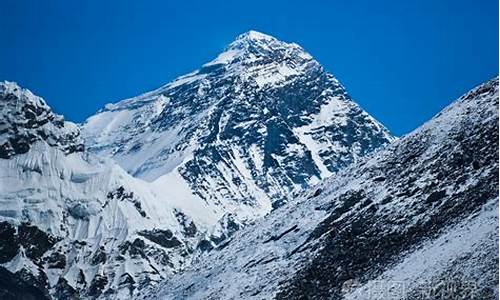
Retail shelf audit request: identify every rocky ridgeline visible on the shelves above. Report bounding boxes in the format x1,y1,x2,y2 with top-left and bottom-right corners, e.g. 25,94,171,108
0,82,83,159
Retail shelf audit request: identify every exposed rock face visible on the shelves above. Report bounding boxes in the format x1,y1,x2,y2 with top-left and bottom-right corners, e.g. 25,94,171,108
152,78,498,300
0,266,50,300
0,82,83,159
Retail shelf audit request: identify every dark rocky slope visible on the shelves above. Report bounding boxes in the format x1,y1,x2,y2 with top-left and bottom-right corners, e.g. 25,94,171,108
152,78,498,300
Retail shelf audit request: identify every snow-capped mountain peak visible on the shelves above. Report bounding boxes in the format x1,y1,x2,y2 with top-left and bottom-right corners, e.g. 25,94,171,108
226,30,280,53
204,30,313,71
236,30,276,41
82,31,393,219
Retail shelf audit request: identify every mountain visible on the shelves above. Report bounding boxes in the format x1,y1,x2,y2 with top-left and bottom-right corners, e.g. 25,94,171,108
151,78,499,300
0,81,241,299
82,30,393,216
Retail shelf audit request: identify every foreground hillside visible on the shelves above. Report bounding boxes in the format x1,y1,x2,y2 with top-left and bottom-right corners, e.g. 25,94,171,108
152,78,499,300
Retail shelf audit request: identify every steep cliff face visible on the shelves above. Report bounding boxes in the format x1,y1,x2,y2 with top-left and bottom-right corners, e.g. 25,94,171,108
152,78,498,300
82,30,393,214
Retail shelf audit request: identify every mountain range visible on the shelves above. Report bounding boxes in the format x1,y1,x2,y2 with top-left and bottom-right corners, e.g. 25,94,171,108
0,31,497,300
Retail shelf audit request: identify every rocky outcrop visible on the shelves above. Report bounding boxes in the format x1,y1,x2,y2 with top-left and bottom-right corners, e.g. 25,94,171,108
0,82,83,159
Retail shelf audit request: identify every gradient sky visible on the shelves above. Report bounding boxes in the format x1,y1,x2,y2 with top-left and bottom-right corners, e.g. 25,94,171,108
1,0,498,135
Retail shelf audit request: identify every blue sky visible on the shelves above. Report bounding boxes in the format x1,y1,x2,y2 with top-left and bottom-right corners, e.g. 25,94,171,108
1,0,498,135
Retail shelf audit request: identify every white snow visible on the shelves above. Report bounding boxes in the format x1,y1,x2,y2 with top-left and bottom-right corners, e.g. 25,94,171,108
254,64,299,87
292,95,349,178
167,71,207,89
203,49,242,66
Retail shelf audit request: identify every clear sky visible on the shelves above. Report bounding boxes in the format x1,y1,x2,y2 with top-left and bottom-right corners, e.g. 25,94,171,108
1,0,498,135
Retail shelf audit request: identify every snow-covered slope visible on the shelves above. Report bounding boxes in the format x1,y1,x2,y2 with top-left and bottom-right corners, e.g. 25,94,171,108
0,82,244,299
151,78,499,300
82,30,393,219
